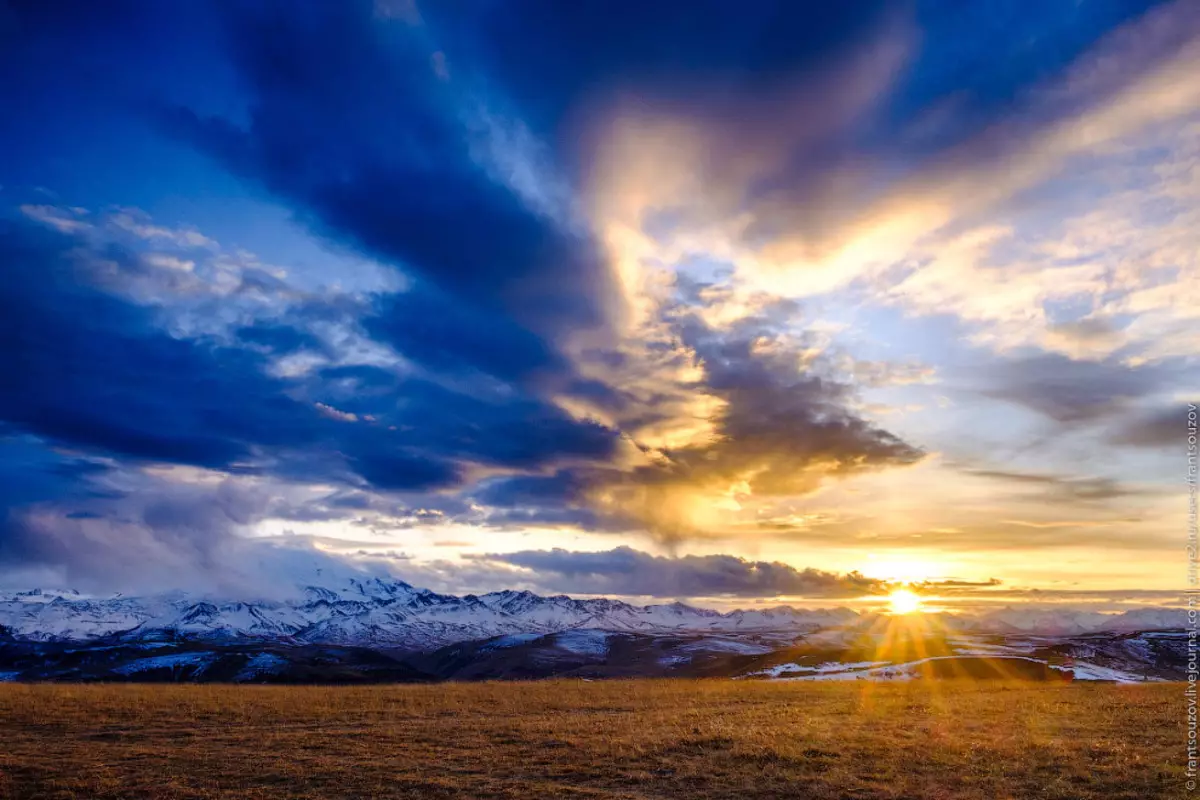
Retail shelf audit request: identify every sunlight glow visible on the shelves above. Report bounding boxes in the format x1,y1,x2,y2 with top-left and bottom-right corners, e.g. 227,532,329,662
863,556,942,584
888,589,923,615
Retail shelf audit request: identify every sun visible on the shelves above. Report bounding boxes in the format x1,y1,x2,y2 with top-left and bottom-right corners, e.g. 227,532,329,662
887,588,923,615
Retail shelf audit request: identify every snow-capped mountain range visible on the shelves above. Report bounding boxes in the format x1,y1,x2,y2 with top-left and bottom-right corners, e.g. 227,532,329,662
0,581,858,649
0,578,1186,650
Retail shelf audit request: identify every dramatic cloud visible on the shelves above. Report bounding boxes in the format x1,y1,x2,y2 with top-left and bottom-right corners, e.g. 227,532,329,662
157,1,618,355
0,222,320,470
980,355,1165,425
472,547,888,599
0,0,1191,602
589,310,923,538
0,221,619,500
473,304,924,541
140,0,923,541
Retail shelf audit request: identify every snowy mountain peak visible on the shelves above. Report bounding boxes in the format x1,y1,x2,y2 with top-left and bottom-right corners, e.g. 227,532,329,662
0,577,1186,651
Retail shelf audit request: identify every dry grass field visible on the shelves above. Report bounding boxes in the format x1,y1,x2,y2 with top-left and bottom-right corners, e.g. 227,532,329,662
0,681,1184,799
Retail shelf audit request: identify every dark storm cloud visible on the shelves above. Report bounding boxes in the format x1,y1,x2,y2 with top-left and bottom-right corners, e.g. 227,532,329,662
633,308,922,530
424,0,1161,157
471,305,924,540
473,546,888,599
0,223,320,470
423,0,890,139
364,286,567,386
0,437,114,565
0,465,404,596
458,471,609,532
346,451,461,493
668,308,924,494
0,222,618,508
473,472,588,509
157,0,616,350
307,364,619,471
982,354,1165,425
0,461,261,592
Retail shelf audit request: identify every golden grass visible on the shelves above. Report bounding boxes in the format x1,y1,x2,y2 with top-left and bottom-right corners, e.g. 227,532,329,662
0,681,1184,799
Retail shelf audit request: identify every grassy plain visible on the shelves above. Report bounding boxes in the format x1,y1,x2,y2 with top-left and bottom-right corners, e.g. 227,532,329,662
0,680,1184,799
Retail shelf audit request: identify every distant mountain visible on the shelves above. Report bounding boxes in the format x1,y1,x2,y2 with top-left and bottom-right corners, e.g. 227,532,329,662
0,579,860,650
968,606,1188,635
0,579,1187,684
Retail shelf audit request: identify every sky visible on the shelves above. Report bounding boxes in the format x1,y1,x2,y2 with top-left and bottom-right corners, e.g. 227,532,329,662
0,0,1194,610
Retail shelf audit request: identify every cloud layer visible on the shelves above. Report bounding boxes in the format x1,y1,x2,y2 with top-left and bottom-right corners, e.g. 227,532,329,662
0,0,1193,599
470,547,887,598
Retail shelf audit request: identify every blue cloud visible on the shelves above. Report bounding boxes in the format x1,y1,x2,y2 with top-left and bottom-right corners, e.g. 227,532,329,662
365,286,567,385
156,1,615,348
0,222,617,505
473,546,888,598
3,0,1173,590
0,223,319,469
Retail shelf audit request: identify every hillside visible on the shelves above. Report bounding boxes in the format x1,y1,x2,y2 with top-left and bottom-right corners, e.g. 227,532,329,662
0,681,1182,799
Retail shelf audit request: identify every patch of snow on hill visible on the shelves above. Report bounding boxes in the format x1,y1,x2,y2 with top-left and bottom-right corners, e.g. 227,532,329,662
554,630,611,656
480,633,543,651
113,652,217,676
753,661,887,678
235,653,290,680
680,638,775,655
1067,662,1160,683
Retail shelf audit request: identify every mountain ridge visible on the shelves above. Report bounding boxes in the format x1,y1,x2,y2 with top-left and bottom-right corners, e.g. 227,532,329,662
0,578,1185,650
